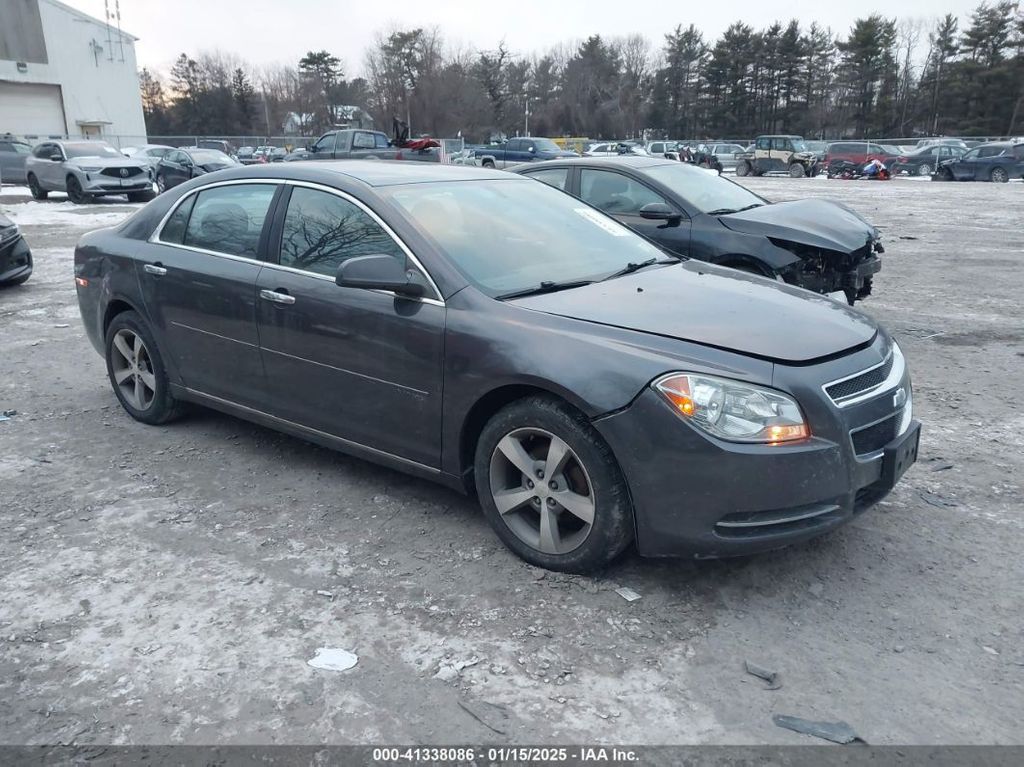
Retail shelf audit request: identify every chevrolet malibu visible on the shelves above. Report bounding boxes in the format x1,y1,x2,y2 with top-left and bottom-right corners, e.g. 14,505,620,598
74,162,920,572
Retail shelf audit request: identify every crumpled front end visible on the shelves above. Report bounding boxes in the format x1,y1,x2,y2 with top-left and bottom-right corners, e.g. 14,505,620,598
771,236,883,304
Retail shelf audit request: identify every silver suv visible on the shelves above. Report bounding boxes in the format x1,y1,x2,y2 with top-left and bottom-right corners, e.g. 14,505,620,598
25,140,155,204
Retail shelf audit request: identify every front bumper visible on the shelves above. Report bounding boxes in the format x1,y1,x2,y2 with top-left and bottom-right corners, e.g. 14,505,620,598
0,233,32,284
80,173,151,194
594,344,918,558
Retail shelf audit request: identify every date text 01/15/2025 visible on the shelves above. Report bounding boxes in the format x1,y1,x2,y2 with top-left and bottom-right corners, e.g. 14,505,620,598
371,746,639,762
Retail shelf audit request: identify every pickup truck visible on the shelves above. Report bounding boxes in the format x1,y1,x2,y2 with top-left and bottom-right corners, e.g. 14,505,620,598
305,129,438,162
472,137,578,168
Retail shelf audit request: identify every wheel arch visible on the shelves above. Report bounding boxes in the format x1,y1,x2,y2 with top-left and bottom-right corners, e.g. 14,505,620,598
457,381,600,486
715,253,776,277
102,297,142,336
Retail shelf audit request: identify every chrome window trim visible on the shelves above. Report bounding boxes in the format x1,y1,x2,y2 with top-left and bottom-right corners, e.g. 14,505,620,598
822,345,904,408
147,177,445,307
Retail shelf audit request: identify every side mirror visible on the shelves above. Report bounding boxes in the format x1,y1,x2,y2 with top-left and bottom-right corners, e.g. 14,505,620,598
50,152,62,162
336,254,425,298
639,202,681,221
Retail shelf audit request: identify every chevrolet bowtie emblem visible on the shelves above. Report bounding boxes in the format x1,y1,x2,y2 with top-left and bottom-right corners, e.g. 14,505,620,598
893,387,907,409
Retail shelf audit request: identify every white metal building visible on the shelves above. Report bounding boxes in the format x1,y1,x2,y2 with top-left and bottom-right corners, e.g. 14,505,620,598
0,0,147,144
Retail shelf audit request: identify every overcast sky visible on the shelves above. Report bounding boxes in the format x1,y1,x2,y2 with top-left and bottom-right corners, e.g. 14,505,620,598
62,0,983,77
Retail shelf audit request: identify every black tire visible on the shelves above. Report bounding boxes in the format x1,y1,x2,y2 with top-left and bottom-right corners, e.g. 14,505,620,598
916,162,932,176
789,163,806,178
128,189,156,203
932,168,953,182
104,310,185,425
156,173,168,194
474,395,633,573
735,162,749,177
27,174,48,200
482,159,495,168
66,175,89,204
990,166,1009,183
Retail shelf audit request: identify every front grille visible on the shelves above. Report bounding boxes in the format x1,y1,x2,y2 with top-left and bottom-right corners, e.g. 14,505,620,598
851,414,899,456
826,354,894,402
100,166,144,178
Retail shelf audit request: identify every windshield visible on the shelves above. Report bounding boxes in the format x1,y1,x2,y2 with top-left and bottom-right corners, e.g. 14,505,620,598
63,142,123,159
9,142,32,154
190,150,233,165
643,163,766,215
533,138,562,153
789,139,808,152
388,180,665,297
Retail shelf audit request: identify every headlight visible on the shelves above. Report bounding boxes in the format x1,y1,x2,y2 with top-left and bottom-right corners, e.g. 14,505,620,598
654,373,809,443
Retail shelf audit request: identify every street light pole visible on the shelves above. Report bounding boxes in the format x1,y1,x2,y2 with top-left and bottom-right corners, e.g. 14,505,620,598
524,95,530,137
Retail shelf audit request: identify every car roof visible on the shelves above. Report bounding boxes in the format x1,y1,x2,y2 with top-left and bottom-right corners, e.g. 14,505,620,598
198,160,517,187
516,156,678,170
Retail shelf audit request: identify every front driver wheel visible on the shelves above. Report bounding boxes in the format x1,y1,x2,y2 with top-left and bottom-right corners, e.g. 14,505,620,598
27,174,48,200
475,396,633,573
789,163,806,178
104,311,184,425
66,176,88,204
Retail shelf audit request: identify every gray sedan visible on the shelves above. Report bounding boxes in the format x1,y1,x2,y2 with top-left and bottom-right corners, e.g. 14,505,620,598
73,162,919,572
25,140,155,204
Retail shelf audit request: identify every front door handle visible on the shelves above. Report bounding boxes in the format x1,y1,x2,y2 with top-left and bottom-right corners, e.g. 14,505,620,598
144,263,167,276
260,289,296,305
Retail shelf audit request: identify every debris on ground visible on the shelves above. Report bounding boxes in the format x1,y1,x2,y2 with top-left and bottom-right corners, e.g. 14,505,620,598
457,699,509,735
0,409,16,422
615,586,642,602
919,490,958,508
772,714,866,744
306,647,358,672
930,463,955,472
744,660,782,690
315,590,335,599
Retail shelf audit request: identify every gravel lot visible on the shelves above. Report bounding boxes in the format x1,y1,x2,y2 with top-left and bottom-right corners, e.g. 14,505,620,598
1,175,1022,746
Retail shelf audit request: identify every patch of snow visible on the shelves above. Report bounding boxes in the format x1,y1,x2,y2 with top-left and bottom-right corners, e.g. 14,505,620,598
0,200,140,228
0,185,31,197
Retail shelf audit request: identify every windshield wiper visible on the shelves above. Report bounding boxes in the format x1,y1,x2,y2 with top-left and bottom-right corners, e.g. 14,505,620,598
601,256,681,282
706,203,764,216
496,279,595,300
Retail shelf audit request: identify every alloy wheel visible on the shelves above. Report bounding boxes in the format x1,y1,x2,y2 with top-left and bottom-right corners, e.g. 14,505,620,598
991,167,1008,183
156,174,166,193
488,427,595,555
918,163,932,176
67,177,85,204
110,329,157,411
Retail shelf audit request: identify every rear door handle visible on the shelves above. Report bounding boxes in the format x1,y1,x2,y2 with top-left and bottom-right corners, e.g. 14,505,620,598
143,263,167,276
260,289,296,305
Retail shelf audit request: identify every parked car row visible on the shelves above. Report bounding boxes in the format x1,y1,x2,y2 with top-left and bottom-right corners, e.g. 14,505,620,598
73,160,920,572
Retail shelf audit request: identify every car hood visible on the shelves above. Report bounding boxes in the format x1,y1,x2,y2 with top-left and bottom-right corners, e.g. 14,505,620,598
68,156,142,170
0,213,13,229
717,199,878,253
510,262,877,364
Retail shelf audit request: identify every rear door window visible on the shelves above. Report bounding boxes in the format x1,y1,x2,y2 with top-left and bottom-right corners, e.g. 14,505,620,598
182,184,277,258
523,167,569,191
353,132,376,149
756,137,770,150
278,187,405,278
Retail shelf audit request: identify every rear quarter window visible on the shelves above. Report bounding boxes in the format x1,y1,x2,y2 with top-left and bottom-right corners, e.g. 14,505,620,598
158,195,196,245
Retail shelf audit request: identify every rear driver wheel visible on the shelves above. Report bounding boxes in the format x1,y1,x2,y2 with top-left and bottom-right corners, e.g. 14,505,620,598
104,311,184,425
474,396,633,573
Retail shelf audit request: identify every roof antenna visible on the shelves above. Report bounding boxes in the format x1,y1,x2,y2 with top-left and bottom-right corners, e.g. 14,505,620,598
115,0,125,62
